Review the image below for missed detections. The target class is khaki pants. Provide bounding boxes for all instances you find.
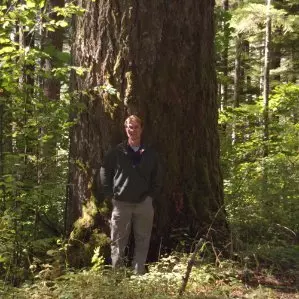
[110,197,154,274]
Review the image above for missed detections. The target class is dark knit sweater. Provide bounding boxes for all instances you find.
[100,141,162,203]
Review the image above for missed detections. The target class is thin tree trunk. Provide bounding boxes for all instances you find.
[233,36,241,109]
[261,0,272,216]
[38,0,65,235]
[232,34,242,145]
[41,0,64,158]
[220,0,229,111]
[263,0,271,157]
[290,48,297,83]
[43,0,64,102]
[0,96,4,212]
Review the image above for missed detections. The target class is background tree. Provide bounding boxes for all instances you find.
[215,0,299,246]
[67,0,229,266]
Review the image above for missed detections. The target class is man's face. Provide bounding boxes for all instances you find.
[125,120,142,141]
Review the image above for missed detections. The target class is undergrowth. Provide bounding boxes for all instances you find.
[2,246,298,299]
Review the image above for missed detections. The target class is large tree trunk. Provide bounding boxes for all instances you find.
[67,0,228,266]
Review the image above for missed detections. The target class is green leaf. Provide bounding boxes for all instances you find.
[38,0,45,8]
[0,37,11,44]
[56,20,68,27]
[2,20,10,29]
[26,0,36,8]
[74,67,86,76]
[0,46,16,55]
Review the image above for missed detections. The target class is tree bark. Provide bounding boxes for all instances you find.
[43,0,64,102]
[233,35,242,109]
[220,0,230,111]
[67,0,228,265]
[260,0,272,218]
[263,0,271,156]
[0,91,4,212]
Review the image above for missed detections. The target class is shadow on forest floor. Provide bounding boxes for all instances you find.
[234,245,299,298]
[240,269,298,297]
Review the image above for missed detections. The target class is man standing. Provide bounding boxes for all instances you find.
[100,115,161,275]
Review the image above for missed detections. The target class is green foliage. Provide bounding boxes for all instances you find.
[214,6,234,53]
[220,83,299,245]
[90,246,105,272]
[0,0,120,281]
[0,0,85,285]
[0,1,298,295]
[230,3,293,36]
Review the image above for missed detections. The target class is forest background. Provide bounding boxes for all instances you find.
[0,0,298,298]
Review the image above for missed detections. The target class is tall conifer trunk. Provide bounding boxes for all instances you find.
[43,0,64,102]
[220,0,229,111]
[263,0,271,156]
[67,0,228,266]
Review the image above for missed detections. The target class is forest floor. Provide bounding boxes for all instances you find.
[2,245,299,299]
[2,265,298,298]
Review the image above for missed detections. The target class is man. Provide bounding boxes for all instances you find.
[100,115,161,275]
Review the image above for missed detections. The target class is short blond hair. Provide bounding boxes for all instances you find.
[124,115,143,128]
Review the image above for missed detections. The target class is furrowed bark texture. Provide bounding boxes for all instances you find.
[67,0,228,263]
